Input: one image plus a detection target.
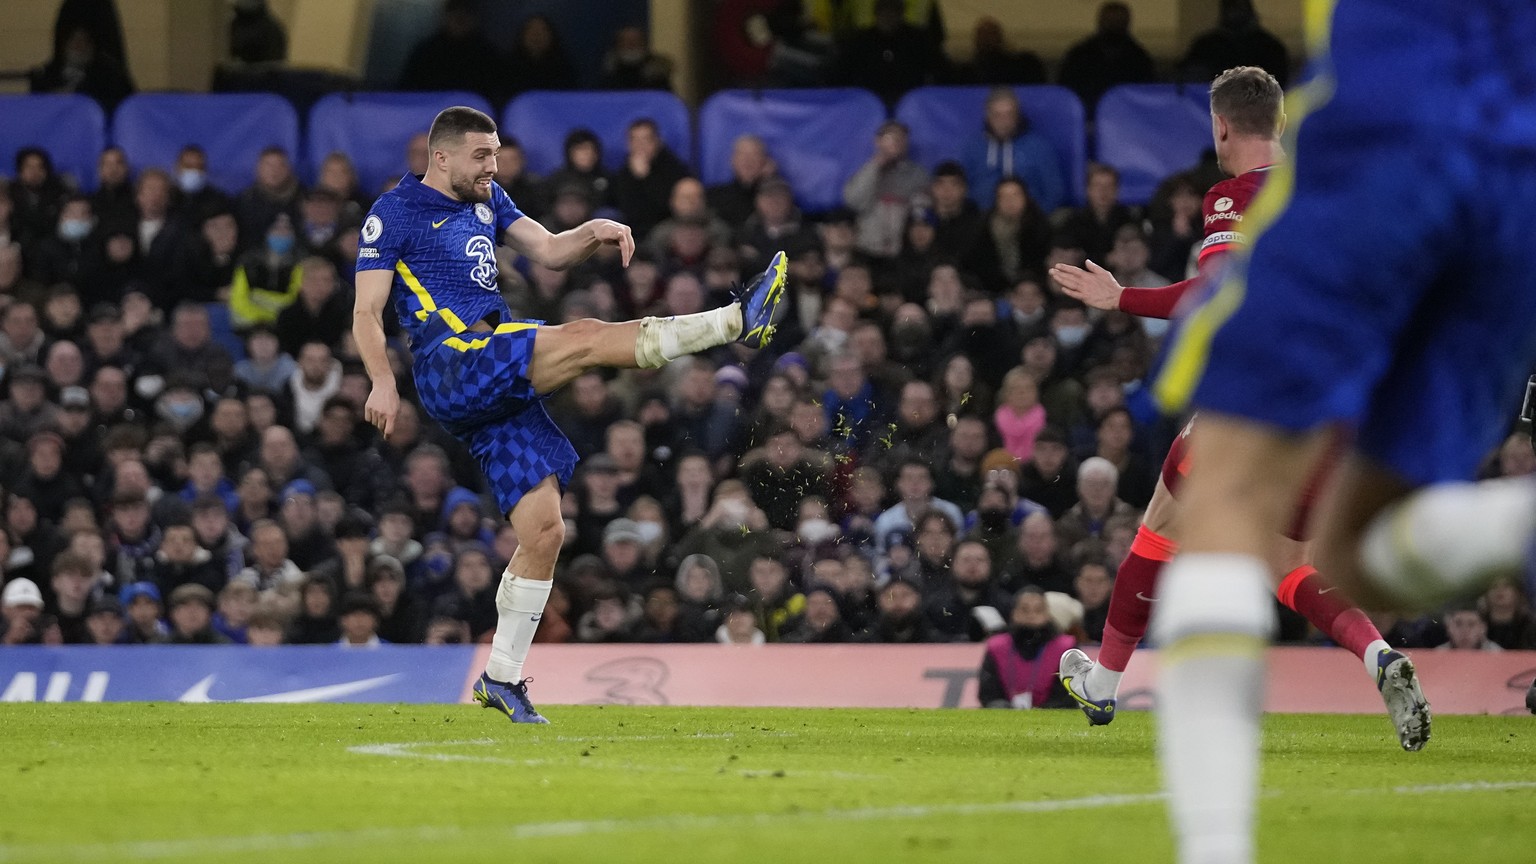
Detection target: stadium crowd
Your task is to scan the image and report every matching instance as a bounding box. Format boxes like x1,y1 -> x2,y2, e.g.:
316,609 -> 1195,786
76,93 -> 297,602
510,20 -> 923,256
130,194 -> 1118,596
1,0 -> 1533,659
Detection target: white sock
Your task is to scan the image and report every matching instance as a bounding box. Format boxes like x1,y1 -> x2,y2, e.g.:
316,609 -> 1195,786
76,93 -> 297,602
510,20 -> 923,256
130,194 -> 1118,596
1084,664 -> 1123,701
634,306 -> 743,368
1362,638 -> 1391,678
1360,476 -> 1536,608
485,572 -> 553,683
1151,553 -> 1275,864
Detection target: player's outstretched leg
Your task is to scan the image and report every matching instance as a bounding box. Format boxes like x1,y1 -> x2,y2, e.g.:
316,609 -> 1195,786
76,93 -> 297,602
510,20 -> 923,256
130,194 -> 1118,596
1060,524 -> 1174,724
476,476 -> 566,724
525,251 -> 789,394
1272,560 -> 1430,750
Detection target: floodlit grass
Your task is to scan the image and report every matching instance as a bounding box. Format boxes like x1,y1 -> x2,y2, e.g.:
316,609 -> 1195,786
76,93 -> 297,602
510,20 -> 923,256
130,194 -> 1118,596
1,705 -> 1533,863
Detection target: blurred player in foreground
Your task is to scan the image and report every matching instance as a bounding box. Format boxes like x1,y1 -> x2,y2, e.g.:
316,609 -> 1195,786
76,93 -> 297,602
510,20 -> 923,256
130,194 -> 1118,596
1050,66 -> 1429,750
354,107 -> 788,723
1141,0 -> 1536,859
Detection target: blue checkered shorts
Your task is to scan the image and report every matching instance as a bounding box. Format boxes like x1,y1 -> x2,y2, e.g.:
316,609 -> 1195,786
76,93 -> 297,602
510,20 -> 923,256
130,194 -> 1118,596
411,323 -> 578,516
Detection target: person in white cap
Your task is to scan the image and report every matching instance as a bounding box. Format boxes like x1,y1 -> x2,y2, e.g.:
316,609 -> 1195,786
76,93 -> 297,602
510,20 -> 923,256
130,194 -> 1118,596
2,578 -> 57,645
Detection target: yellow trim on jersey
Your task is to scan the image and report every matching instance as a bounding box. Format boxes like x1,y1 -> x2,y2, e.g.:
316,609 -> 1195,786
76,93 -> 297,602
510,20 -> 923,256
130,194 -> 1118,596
1160,632 -> 1268,666
443,322 -> 539,352
1153,0 -> 1342,413
395,261 -> 439,323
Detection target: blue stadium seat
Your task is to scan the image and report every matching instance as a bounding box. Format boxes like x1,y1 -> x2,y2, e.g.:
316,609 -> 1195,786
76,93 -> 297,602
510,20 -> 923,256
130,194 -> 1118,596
307,91 -> 493,196
503,90 -> 692,176
0,95 -> 107,191
112,93 -> 300,195
698,88 -> 887,213
894,85 -> 1087,205
1096,85 -> 1213,205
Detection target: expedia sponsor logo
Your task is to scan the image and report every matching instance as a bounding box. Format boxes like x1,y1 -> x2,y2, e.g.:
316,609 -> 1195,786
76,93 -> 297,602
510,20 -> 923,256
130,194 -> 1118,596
1204,211 -> 1244,225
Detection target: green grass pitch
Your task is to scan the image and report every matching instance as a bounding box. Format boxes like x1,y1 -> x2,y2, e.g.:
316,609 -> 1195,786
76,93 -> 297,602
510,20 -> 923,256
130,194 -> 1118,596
1,705 -> 1533,863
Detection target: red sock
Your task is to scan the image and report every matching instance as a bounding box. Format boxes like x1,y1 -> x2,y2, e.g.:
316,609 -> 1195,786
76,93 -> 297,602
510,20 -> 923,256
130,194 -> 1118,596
1275,565 -> 1383,659
1099,526 -> 1175,672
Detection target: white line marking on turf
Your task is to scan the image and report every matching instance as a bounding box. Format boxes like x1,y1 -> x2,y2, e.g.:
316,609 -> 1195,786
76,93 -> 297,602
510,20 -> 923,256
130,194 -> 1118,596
3,779 -> 1532,861
346,738 -> 880,781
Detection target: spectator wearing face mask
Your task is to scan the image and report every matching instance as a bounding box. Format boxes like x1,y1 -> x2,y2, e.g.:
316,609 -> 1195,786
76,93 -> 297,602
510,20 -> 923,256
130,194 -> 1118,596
978,587 -> 1076,708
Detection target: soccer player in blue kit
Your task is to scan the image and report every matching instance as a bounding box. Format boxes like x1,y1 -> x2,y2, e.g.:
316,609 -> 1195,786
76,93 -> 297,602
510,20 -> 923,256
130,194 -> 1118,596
1145,0 -> 1536,861
354,107 -> 787,723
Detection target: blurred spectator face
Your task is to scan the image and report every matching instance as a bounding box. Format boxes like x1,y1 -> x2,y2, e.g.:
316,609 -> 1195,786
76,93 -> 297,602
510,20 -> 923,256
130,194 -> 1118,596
1484,579 -> 1525,617
175,147 -> 208,185
1030,435 -> 1067,475
1078,467 -> 1117,511
676,454 -> 712,491
627,122 -> 661,162
754,183 -> 793,224
43,289 -> 83,333
160,524 -> 200,565
0,244 -> 21,287
643,586 -> 679,629
874,125 -> 908,162
898,382 -> 938,429
424,616 -> 470,645
126,594 -> 161,631
849,324 -> 886,367
569,140 -> 600,173
765,430 -> 803,469
4,303 -> 39,347
603,536 -> 641,573
834,267 -> 872,308
447,501 -> 480,538
191,504 -> 228,547
749,557 -> 788,598
301,196 -> 340,243
1098,410 -> 1134,454
247,393 -> 278,433
52,565 -> 91,612
827,354 -> 866,399
406,133 -> 430,177
896,463 -> 933,503
218,583 -> 256,627
984,93 -> 1021,139
1106,521 -> 1135,566
294,342 -> 331,382
318,402 -> 355,446
1109,228 -> 1151,274
135,170 -> 171,217
932,173 -> 967,212
1086,168 -> 1120,211
669,222 -> 710,261
103,232 -> 135,265
111,499 -> 150,540
281,491 -> 317,536
455,550 -> 493,595
246,329 -> 280,364
571,373 -> 607,416
255,151 -> 294,192
203,213 -> 239,256
379,511 -> 414,545
916,515 -> 955,562
1085,376 -> 1124,415
260,427 -> 300,478
677,363 -> 714,408
759,375 -> 794,417
240,469 -> 274,514
952,542 -> 992,587
927,266 -> 963,312
879,581 -> 921,619
18,152 -> 49,188
57,198 -> 94,240
86,313 -> 125,358
28,437 -> 63,479
210,397 -> 248,440
67,530 -> 105,570
9,376 -> 44,412
98,147 -> 128,186
405,451 -> 449,498
247,619 -> 284,646
87,605 -> 124,644
680,564 -> 717,603
302,582 -> 332,618
319,154 -> 357,196
731,136 -> 770,184
1170,183 -> 1201,221
1075,563 -> 1113,607
494,143 -> 526,185
1444,609 -> 1487,649
803,590 -> 841,630
45,341 -> 83,388
1499,433 -> 1535,477
340,370 -> 371,409
993,179 -> 1028,219
1011,591 -> 1052,629
1019,513 -> 1057,563
664,273 -> 704,316
520,15 -> 555,55
790,400 -> 828,444
606,424 -> 645,472
172,306 -> 212,351
942,354 -> 975,396
614,26 -> 648,61
7,495 -> 37,537
340,605 -> 379,643
1050,306 -> 1089,347
370,566 -> 405,607
950,417 -> 989,461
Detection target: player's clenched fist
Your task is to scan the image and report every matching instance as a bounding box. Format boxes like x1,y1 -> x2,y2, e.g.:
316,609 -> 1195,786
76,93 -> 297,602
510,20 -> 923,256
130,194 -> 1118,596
364,385 -> 400,440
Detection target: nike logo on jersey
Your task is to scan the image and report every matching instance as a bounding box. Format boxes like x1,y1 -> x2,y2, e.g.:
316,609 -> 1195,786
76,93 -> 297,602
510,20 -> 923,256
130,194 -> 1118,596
1317,586 -> 1340,595
432,218 -> 449,228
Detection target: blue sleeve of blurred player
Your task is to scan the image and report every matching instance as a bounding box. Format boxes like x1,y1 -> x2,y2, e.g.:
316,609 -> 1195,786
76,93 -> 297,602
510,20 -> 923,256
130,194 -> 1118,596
492,183 -> 526,235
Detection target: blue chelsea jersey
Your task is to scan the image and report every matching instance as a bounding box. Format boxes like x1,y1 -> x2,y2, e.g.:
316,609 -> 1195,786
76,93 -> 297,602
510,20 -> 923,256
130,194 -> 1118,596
355,174 -> 525,345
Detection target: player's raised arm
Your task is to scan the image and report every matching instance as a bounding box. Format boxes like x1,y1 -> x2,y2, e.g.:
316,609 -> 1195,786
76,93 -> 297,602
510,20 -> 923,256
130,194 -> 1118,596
504,216 -> 634,270
353,268 -> 399,439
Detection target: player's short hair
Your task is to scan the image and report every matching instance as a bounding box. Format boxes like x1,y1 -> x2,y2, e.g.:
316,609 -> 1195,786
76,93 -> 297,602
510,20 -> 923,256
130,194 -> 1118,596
1210,66 -> 1283,138
428,106 -> 498,150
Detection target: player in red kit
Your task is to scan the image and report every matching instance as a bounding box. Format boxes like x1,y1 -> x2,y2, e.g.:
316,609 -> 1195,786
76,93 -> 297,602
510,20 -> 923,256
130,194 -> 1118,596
1048,66 -> 1430,751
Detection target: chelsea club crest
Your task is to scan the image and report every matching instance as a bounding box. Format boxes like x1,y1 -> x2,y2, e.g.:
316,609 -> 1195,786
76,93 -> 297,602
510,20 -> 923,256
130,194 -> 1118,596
475,203 -> 493,224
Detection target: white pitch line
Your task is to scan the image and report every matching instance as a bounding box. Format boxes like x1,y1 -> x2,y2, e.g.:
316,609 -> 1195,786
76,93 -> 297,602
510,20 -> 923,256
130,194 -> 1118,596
2,779 -> 1533,862
345,738 -> 883,781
